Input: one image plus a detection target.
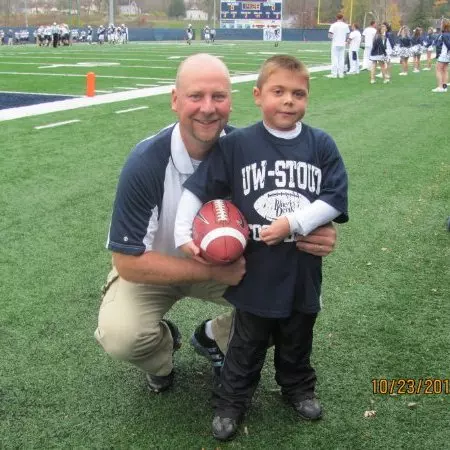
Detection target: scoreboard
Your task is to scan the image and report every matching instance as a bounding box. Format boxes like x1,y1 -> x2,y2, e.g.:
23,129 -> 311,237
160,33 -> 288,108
220,1 -> 282,29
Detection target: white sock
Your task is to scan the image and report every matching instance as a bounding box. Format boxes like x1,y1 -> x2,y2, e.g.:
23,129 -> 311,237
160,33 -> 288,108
205,320 -> 215,341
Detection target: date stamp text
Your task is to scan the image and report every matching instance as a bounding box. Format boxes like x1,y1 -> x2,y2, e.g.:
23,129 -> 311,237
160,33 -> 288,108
372,378 -> 449,395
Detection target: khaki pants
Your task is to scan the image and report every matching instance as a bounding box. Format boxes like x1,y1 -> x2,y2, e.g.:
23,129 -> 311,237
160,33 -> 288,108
94,267 -> 232,376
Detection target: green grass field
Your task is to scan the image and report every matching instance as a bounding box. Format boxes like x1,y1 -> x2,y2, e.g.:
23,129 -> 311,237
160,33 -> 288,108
1,41 -> 449,449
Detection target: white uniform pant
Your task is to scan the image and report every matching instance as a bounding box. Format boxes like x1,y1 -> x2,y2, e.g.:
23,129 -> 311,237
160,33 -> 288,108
349,50 -> 360,73
362,46 -> 372,70
331,45 -> 346,77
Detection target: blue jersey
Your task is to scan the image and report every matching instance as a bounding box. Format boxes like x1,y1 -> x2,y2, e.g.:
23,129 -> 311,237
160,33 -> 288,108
398,36 -> 412,47
107,123 -> 235,257
411,35 -> 422,46
435,33 -> 444,57
386,31 -> 396,48
184,122 -> 348,317
422,33 -> 435,47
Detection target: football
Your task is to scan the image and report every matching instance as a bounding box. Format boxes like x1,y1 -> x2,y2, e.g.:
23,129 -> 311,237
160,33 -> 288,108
193,199 -> 249,265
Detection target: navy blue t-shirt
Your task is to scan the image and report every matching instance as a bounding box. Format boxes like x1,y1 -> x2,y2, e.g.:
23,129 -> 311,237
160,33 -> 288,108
184,121 -> 348,318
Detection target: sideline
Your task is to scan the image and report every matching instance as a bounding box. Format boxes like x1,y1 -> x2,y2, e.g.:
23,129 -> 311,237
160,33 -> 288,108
0,67 -> 331,122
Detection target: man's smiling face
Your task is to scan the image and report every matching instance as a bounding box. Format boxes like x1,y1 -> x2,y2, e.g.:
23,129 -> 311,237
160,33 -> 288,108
172,56 -> 232,155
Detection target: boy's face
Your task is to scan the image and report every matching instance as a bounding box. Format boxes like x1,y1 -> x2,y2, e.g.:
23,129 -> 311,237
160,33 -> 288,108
253,69 -> 309,132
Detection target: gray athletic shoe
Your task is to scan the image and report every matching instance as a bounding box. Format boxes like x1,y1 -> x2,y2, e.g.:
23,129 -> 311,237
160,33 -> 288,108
291,397 -> 323,420
212,416 -> 240,441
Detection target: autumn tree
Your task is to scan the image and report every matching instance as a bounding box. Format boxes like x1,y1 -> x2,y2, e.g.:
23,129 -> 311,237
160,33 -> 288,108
386,2 -> 401,29
167,0 -> 185,19
432,0 -> 450,18
408,0 -> 431,28
342,0 -> 371,25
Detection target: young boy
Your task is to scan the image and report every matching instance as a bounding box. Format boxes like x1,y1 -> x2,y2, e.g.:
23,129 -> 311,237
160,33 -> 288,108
174,55 -> 348,441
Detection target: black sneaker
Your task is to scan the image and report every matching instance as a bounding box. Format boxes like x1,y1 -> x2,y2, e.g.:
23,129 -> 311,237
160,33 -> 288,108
212,416 -> 240,441
145,319 -> 181,393
190,319 -> 224,376
162,318 -> 182,351
145,371 -> 174,393
291,397 -> 323,420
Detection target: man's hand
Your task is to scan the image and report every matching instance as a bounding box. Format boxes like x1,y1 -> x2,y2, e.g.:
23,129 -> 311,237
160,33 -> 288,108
295,223 -> 337,257
260,217 -> 290,246
210,256 -> 246,286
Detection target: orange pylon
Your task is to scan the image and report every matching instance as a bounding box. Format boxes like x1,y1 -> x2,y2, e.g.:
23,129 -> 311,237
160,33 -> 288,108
86,72 -> 96,97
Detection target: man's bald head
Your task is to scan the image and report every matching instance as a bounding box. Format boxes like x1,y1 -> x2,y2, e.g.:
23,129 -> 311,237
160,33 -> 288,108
175,53 -> 231,89
171,53 -> 232,160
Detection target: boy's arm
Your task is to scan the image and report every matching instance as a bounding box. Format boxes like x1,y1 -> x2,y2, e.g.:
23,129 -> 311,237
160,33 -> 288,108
260,200 -> 340,245
261,132 -> 348,246
174,140 -> 232,256
286,200 -> 339,236
174,189 -> 203,258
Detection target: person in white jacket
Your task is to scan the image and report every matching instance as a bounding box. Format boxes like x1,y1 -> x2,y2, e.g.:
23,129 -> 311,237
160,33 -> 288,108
362,20 -> 377,70
328,13 -> 350,78
347,23 -> 362,74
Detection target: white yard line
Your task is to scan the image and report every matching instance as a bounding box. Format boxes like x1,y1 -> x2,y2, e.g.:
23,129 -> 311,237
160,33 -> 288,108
0,68 -> 330,122
34,119 -> 80,130
0,55 -> 177,62
0,71 -> 175,81
0,61 -> 175,70
0,85 -> 174,122
0,90 -> 82,97
115,106 -> 149,114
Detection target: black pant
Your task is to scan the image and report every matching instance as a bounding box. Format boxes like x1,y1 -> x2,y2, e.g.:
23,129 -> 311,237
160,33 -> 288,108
213,309 -> 317,419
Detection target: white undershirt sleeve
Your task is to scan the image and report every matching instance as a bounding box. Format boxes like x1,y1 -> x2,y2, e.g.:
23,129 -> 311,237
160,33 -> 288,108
174,189 -> 203,248
285,200 -> 340,236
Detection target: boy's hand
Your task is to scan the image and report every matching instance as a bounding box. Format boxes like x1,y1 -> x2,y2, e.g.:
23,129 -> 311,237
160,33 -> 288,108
260,217 -> 291,246
179,241 -> 209,264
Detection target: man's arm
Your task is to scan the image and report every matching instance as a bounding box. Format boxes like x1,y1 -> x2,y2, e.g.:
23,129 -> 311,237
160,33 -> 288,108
295,223 -> 337,256
113,250 -> 245,286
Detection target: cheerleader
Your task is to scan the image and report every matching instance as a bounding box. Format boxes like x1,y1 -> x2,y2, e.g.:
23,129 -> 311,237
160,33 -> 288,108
369,25 -> 388,84
411,27 -> 423,72
397,25 -> 412,75
383,22 -> 397,80
423,27 -> 436,71
432,19 -> 450,92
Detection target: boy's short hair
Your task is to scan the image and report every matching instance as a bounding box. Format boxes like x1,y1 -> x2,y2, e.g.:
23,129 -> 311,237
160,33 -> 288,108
336,13 -> 344,20
256,55 -> 310,91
